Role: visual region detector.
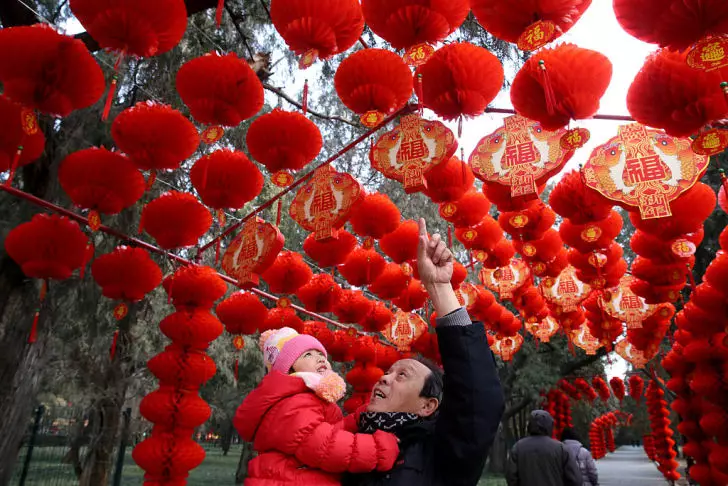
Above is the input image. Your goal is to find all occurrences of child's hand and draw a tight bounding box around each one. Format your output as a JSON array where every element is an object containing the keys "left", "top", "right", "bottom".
[{"left": 372, "top": 430, "right": 400, "bottom": 471}]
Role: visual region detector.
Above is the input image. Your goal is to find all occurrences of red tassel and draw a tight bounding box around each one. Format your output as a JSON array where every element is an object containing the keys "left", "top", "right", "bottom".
[
  {"left": 28, "top": 311, "right": 39, "bottom": 344},
  {"left": 685, "top": 263, "right": 696, "bottom": 291},
  {"left": 538, "top": 60, "right": 558, "bottom": 116},
  {"left": 366, "top": 256, "right": 371, "bottom": 283},
  {"left": 145, "top": 170, "right": 157, "bottom": 191},
  {"left": 720, "top": 169, "right": 728, "bottom": 201},
  {"left": 102, "top": 76, "right": 118, "bottom": 121},
  {"left": 216, "top": 0, "right": 224, "bottom": 27},
  {"left": 723, "top": 82, "right": 728, "bottom": 104},
  {"left": 458, "top": 115, "right": 463, "bottom": 138},
  {"left": 109, "top": 330, "right": 119, "bottom": 361},
  {"left": 302, "top": 79, "right": 309, "bottom": 115},
  {"left": 460, "top": 147, "right": 466, "bottom": 182},
  {"left": 5, "top": 144, "right": 23, "bottom": 187},
  {"left": 416, "top": 74, "right": 424, "bottom": 114},
  {"left": 276, "top": 199, "right": 282, "bottom": 226}
]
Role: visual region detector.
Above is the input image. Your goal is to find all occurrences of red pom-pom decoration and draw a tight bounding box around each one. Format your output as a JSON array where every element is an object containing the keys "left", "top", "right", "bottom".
[
  {"left": 92, "top": 247, "right": 162, "bottom": 301},
  {"left": 141, "top": 192, "right": 212, "bottom": 249},
  {"left": 216, "top": 292, "right": 268, "bottom": 335},
  {"left": 349, "top": 193, "right": 401, "bottom": 239},
  {"left": 549, "top": 170, "right": 613, "bottom": 224},
  {"left": 261, "top": 251, "right": 313, "bottom": 294},
  {"left": 190, "top": 149, "right": 263, "bottom": 210}
]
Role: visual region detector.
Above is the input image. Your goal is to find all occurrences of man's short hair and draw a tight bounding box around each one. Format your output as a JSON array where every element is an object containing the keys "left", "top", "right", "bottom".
[{"left": 415, "top": 356, "right": 444, "bottom": 403}]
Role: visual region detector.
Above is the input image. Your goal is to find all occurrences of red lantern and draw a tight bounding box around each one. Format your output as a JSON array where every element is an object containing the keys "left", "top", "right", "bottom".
[
  {"left": 296, "top": 273, "right": 343, "bottom": 312},
  {"left": 176, "top": 52, "right": 264, "bottom": 126},
  {"left": 271, "top": 0, "right": 364, "bottom": 65},
  {"left": 289, "top": 164, "right": 362, "bottom": 240},
  {"left": 0, "top": 95, "right": 45, "bottom": 177},
  {"left": 379, "top": 220, "right": 420, "bottom": 264},
  {"left": 359, "top": 301, "right": 394, "bottom": 333},
  {"left": 629, "top": 375, "right": 645, "bottom": 402},
  {"left": 140, "top": 192, "right": 212, "bottom": 249},
  {"left": 261, "top": 251, "right": 313, "bottom": 294},
  {"left": 416, "top": 43, "right": 504, "bottom": 121},
  {"left": 362, "top": 0, "right": 469, "bottom": 56},
  {"left": 392, "top": 279, "right": 429, "bottom": 312},
  {"left": 190, "top": 149, "right": 263, "bottom": 211},
  {"left": 470, "top": 0, "right": 592, "bottom": 50},
  {"left": 222, "top": 217, "right": 285, "bottom": 288},
  {"left": 423, "top": 157, "right": 474, "bottom": 203},
  {"left": 303, "top": 230, "right": 356, "bottom": 268},
  {"left": 59, "top": 147, "right": 145, "bottom": 228},
  {"left": 333, "top": 290, "right": 374, "bottom": 323},
  {"left": 610, "top": 377, "right": 626, "bottom": 401},
  {"left": 246, "top": 109, "right": 323, "bottom": 177},
  {"left": 163, "top": 266, "right": 227, "bottom": 310},
  {"left": 339, "top": 247, "right": 387, "bottom": 287},
  {"left": 510, "top": 44, "right": 612, "bottom": 131},
  {"left": 216, "top": 292, "right": 268, "bottom": 335},
  {"left": 349, "top": 193, "right": 401, "bottom": 239},
  {"left": 262, "top": 301, "right": 304, "bottom": 333},
  {"left": 112, "top": 101, "right": 200, "bottom": 172},
  {"left": 147, "top": 344, "right": 217, "bottom": 390},
  {"left": 439, "top": 190, "right": 491, "bottom": 229},
  {"left": 132, "top": 436, "right": 205, "bottom": 481},
  {"left": 92, "top": 247, "right": 162, "bottom": 301},
  {"left": 159, "top": 309, "right": 224, "bottom": 349},
  {"left": 335, "top": 49, "right": 413, "bottom": 127},
  {"left": 549, "top": 170, "right": 613, "bottom": 224},
  {"left": 140, "top": 386, "right": 211, "bottom": 430},
  {"left": 0, "top": 24, "right": 104, "bottom": 116},
  {"left": 5, "top": 214, "right": 89, "bottom": 280},
  {"left": 369, "top": 263, "right": 412, "bottom": 300}
]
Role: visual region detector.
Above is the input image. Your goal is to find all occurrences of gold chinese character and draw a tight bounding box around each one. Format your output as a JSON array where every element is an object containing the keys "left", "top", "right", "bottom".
[
  {"left": 702, "top": 132, "right": 720, "bottom": 149},
  {"left": 701, "top": 42, "right": 725, "bottom": 63}
]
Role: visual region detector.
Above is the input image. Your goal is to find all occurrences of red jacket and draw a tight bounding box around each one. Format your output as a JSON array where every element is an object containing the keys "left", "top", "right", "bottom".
[{"left": 234, "top": 372, "right": 399, "bottom": 485}]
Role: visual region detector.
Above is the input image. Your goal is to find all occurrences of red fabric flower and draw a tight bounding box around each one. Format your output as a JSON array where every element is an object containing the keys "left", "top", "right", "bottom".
[
  {"left": 141, "top": 192, "right": 212, "bottom": 249},
  {"left": 190, "top": 149, "right": 263, "bottom": 210},
  {"left": 216, "top": 292, "right": 269, "bottom": 335},
  {"left": 92, "top": 247, "right": 162, "bottom": 301},
  {"left": 0, "top": 95, "right": 45, "bottom": 173}
]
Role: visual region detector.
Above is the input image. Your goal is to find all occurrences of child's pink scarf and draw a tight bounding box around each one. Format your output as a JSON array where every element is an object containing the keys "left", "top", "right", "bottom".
[{"left": 291, "top": 370, "right": 347, "bottom": 403}]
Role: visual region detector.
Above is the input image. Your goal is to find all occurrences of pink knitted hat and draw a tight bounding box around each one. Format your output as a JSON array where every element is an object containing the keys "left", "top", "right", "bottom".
[{"left": 259, "top": 327, "right": 327, "bottom": 373}]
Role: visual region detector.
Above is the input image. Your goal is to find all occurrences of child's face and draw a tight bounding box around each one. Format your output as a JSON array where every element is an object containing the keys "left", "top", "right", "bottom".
[{"left": 291, "top": 349, "right": 331, "bottom": 375}]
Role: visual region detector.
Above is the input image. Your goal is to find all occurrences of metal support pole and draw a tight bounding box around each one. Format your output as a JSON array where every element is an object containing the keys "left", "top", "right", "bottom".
[
  {"left": 111, "top": 408, "right": 132, "bottom": 486},
  {"left": 18, "top": 404, "right": 44, "bottom": 486}
]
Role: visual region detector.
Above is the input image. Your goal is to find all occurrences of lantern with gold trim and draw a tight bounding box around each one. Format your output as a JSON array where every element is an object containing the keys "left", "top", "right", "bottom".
[
  {"left": 370, "top": 114, "right": 457, "bottom": 193},
  {"left": 289, "top": 165, "right": 362, "bottom": 241},
  {"left": 469, "top": 115, "right": 573, "bottom": 198},
  {"left": 601, "top": 275, "right": 658, "bottom": 329},
  {"left": 540, "top": 265, "right": 591, "bottom": 313},
  {"left": 490, "top": 333, "right": 524, "bottom": 362},
  {"left": 222, "top": 216, "right": 285, "bottom": 288},
  {"left": 381, "top": 310, "right": 428, "bottom": 352},
  {"left": 479, "top": 259, "right": 530, "bottom": 299},
  {"left": 583, "top": 124, "right": 710, "bottom": 220}
]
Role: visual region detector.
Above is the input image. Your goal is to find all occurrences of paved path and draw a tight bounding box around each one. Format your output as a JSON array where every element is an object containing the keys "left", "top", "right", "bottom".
[{"left": 597, "top": 447, "right": 671, "bottom": 485}]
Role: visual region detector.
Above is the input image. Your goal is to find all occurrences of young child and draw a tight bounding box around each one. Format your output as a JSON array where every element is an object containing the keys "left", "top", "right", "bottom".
[{"left": 234, "top": 327, "right": 399, "bottom": 485}]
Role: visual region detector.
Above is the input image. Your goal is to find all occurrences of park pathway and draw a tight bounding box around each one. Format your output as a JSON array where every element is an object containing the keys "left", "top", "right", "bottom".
[{"left": 597, "top": 447, "right": 672, "bottom": 485}]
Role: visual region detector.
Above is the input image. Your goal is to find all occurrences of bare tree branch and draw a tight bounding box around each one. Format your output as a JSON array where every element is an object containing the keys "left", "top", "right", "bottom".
[{"left": 263, "top": 83, "right": 361, "bottom": 128}]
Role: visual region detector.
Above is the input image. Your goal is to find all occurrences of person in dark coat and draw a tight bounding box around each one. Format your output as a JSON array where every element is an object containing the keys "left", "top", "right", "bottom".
[
  {"left": 342, "top": 218, "right": 505, "bottom": 486},
  {"left": 561, "top": 428, "right": 599, "bottom": 486},
  {"left": 505, "top": 411, "right": 583, "bottom": 486}
]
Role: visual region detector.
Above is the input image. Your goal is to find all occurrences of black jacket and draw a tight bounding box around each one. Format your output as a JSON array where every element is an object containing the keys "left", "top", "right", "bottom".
[
  {"left": 505, "top": 411, "right": 583, "bottom": 486},
  {"left": 343, "top": 320, "right": 505, "bottom": 486}
]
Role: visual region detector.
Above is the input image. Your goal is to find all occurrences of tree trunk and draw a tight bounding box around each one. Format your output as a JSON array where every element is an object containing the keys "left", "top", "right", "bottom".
[
  {"left": 235, "top": 441, "right": 256, "bottom": 485},
  {"left": 487, "top": 426, "right": 507, "bottom": 475},
  {"left": 221, "top": 421, "right": 233, "bottom": 456}
]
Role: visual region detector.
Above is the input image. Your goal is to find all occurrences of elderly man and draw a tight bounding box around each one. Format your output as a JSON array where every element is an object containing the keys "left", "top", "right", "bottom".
[{"left": 343, "top": 219, "right": 505, "bottom": 486}]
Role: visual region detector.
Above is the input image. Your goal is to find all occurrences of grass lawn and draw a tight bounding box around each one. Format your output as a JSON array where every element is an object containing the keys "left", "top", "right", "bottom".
[{"left": 13, "top": 445, "right": 507, "bottom": 485}]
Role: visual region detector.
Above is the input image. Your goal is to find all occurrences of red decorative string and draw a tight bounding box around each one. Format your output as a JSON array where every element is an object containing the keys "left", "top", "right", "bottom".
[
  {"left": 6, "top": 142, "right": 24, "bottom": 187},
  {"left": 109, "top": 330, "right": 119, "bottom": 361},
  {"left": 538, "top": 60, "right": 558, "bottom": 116},
  {"left": 302, "top": 79, "right": 309, "bottom": 115},
  {"left": 216, "top": 0, "right": 225, "bottom": 27}
]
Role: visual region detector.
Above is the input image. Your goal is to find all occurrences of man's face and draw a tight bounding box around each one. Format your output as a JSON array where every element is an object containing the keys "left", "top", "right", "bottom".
[{"left": 367, "top": 359, "right": 438, "bottom": 417}]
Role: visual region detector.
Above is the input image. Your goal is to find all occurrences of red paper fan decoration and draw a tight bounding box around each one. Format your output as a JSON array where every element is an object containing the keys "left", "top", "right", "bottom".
[
  {"left": 70, "top": 0, "right": 186, "bottom": 57},
  {"left": 0, "top": 95, "right": 45, "bottom": 175},
  {"left": 370, "top": 263, "right": 412, "bottom": 299},
  {"left": 334, "top": 49, "right": 413, "bottom": 126},
  {"left": 416, "top": 42, "right": 505, "bottom": 121},
  {"left": 303, "top": 230, "right": 357, "bottom": 268},
  {"left": 510, "top": 43, "right": 612, "bottom": 131},
  {"left": 627, "top": 49, "right": 728, "bottom": 138},
  {"left": 361, "top": 0, "right": 469, "bottom": 52},
  {"left": 141, "top": 192, "right": 212, "bottom": 249},
  {"left": 270, "top": 0, "right": 364, "bottom": 64},
  {"left": 163, "top": 266, "right": 227, "bottom": 309},
  {"left": 423, "top": 157, "right": 474, "bottom": 203},
  {"left": 379, "top": 220, "right": 420, "bottom": 264},
  {"left": 333, "top": 290, "right": 374, "bottom": 323},
  {"left": 261, "top": 251, "right": 313, "bottom": 294},
  {"left": 216, "top": 292, "right": 268, "bottom": 335},
  {"left": 190, "top": 149, "right": 263, "bottom": 210},
  {"left": 112, "top": 101, "right": 199, "bottom": 171},
  {"left": 246, "top": 109, "right": 323, "bottom": 175},
  {"left": 59, "top": 147, "right": 145, "bottom": 226},
  {"left": 349, "top": 193, "right": 401, "bottom": 239},
  {"left": 440, "top": 190, "right": 491, "bottom": 228},
  {"left": 470, "top": 0, "right": 592, "bottom": 49},
  {"left": 614, "top": 0, "right": 728, "bottom": 51},
  {"left": 359, "top": 301, "right": 394, "bottom": 332},
  {"left": 339, "top": 247, "right": 387, "bottom": 287},
  {"left": 92, "top": 247, "right": 162, "bottom": 301},
  {"left": 176, "top": 52, "right": 264, "bottom": 126},
  {"left": 5, "top": 214, "right": 89, "bottom": 280},
  {"left": 296, "top": 273, "right": 343, "bottom": 312},
  {"left": 0, "top": 24, "right": 104, "bottom": 116}
]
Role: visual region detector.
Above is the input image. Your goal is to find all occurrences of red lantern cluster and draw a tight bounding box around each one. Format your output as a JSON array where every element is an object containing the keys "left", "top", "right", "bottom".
[
  {"left": 133, "top": 265, "right": 225, "bottom": 483},
  {"left": 628, "top": 374, "right": 644, "bottom": 402},
  {"left": 609, "top": 377, "right": 626, "bottom": 402},
  {"left": 345, "top": 335, "right": 384, "bottom": 413},
  {"left": 574, "top": 378, "right": 597, "bottom": 403},
  {"left": 645, "top": 379, "right": 681, "bottom": 481},
  {"left": 543, "top": 388, "right": 572, "bottom": 440},
  {"left": 592, "top": 376, "right": 611, "bottom": 402},
  {"left": 589, "top": 412, "right": 618, "bottom": 460}
]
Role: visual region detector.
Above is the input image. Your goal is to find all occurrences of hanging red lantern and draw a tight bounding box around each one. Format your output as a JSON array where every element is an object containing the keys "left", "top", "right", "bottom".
[
  {"left": 140, "top": 192, "right": 212, "bottom": 249},
  {"left": 370, "top": 114, "right": 457, "bottom": 193},
  {"left": 271, "top": 0, "right": 364, "bottom": 66},
  {"left": 359, "top": 301, "right": 394, "bottom": 332},
  {"left": 349, "top": 193, "right": 401, "bottom": 239},
  {"left": 370, "top": 262, "right": 412, "bottom": 300},
  {"left": 296, "top": 273, "right": 343, "bottom": 312},
  {"left": 246, "top": 109, "right": 323, "bottom": 179},
  {"left": 382, "top": 310, "right": 428, "bottom": 351},
  {"left": 339, "top": 247, "right": 387, "bottom": 287},
  {"left": 147, "top": 343, "right": 217, "bottom": 390},
  {"left": 335, "top": 49, "right": 413, "bottom": 127},
  {"left": 510, "top": 44, "right": 612, "bottom": 132},
  {"left": 216, "top": 292, "right": 268, "bottom": 335},
  {"left": 159, "top": 308, "right": 224, "bottom": 349},
  {"left": 392, "top": 279, "right": 429, "bottom": 312},
  {"left": 629, "top": 375, "right": 645, "bottom": 402},
  {"left": 470, "top": 0, "right": 592, "bottom": 50},
  {"left": 609, "top": 376, "right": 626, "bottom": 401},
  {"left": 5, "top": 214, "right": 89, "bottom": 280},
  {"left": 423, "top": 157, "right": 474, "bottom": 203},
  {"left": 0, "top": 24, "right": 104, "bottom": 117},
  {"left": 549, "top": 169, "right": 613, "bottom": 224},
  {"left": 303, "top": 230, "right": 356, "bottom": 268},
  {"left": 0, "top": 95, "right": 45, "bottom": 179},
  {"left": 592, "top": 377, "right": 611, "bottom": 402},
  {"left": 262, "top": 299, "right": 304, "bottom": 333},
  {"left": 163, "top": 265, "right": 227, "bottom": 310},
  {"left": 190, "top": 149, "right": 263, "bottom": 212},
  {"left": 379, "top": 220, "right": 420, "bottom": 264},
  {"left": 289, "top": 164, "right": 362, "bottom": 240},
  {"left": 222, "top": 216, "right": 285, "bottom": 288},
  {"left": 440, "top": 190, "right": 491, "bottom": 228},
  {"left": 479, "top": 259, "right": 530, "bottom": 299},
  {"left": 92, "top": 247, "right": 162, "bottom": 316},
  {"left": 470, "top": 115, "right": 573, "bottom": 198},
  {"left": 140, "top": 386, "right": 211, "bottom": 430},
  {"left": 416, "top": 43, "right": 504, "bottom": 122},
  {"left": 132, "top": 436, "right": 205, "bottom": 482},
  {"left": 58, "top": 147, "right": 145, "bottom": 229},
  {"left": 333, "top": 290, "right": 374, "bottom": 323},
  {"left": 176, "top": 52, "right": 264, "bottom": 127},
  {"left": 261, "top": 251, "right": 313, "bottom": 294},
  {"left": 112, "top": 101, "right": 200, "bottom": 172}
]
